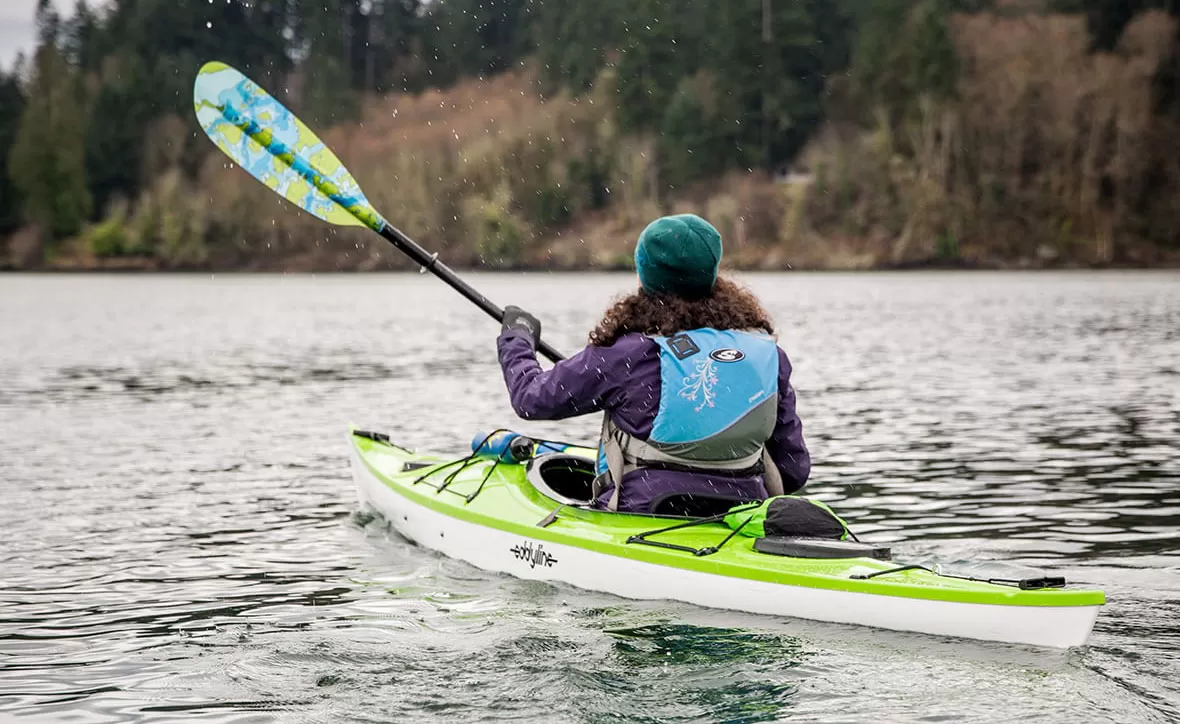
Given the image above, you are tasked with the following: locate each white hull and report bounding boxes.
[352,449,1099,648]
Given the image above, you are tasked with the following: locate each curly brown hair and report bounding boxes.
[588,276,776,346]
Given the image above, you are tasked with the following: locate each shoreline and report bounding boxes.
[5,260,1180,274]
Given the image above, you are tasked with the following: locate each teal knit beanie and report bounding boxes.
[634,214,722,298]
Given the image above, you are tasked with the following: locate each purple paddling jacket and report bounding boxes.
[497,329,811,514]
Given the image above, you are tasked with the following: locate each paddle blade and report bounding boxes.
[193,60,386,231]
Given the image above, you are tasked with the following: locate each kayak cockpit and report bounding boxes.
[526,450,764,518]
[525,453,596,506]
[525,452,763,517]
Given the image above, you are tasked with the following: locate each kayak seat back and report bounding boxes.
[527,453,597,505]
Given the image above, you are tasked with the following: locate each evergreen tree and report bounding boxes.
[34,0,61,47]
[297,0,361,125]
[64,0,102,71]
[659,74,727,187]
[849,0,963,129]
[8,44,91,240]
[355,0,423,92]
[84,54,153,217]
[424,0,531,84]
[531,0,626,91]
[614,0,687,133]
[0,72,26,235]
[705,0,826,169]
[378,0,428,92]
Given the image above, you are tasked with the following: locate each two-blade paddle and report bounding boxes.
[192,60,565,363]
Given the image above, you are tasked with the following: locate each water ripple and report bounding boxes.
[0,272,1177,723]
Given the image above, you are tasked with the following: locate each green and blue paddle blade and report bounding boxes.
[193,61,387,232]
[193,60,566,362]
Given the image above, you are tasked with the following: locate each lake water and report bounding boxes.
[1,271,1177,723]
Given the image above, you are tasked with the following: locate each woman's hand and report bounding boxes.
[502,306,541,348]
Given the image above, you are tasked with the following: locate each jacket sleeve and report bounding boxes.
[767,346,811,493]
[496,330,619,420]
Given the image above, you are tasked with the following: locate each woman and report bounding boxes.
[497,213,810,515]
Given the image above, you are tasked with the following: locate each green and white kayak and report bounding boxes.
[349,429,1105,648]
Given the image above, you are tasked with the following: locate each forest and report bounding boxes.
[2,0,1180,271]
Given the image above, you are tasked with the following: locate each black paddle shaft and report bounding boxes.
[377,223,566,363]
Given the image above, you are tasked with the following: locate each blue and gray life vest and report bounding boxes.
[595,328,785,511]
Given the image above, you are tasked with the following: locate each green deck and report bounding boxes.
[352,433,1106,608]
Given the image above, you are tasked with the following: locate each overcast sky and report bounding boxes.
[1,0,72,70]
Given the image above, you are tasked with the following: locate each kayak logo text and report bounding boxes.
[510,541,557,569]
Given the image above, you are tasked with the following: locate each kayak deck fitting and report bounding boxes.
[348,429,1105,648]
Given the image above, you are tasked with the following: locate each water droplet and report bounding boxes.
[206,21,212,28]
